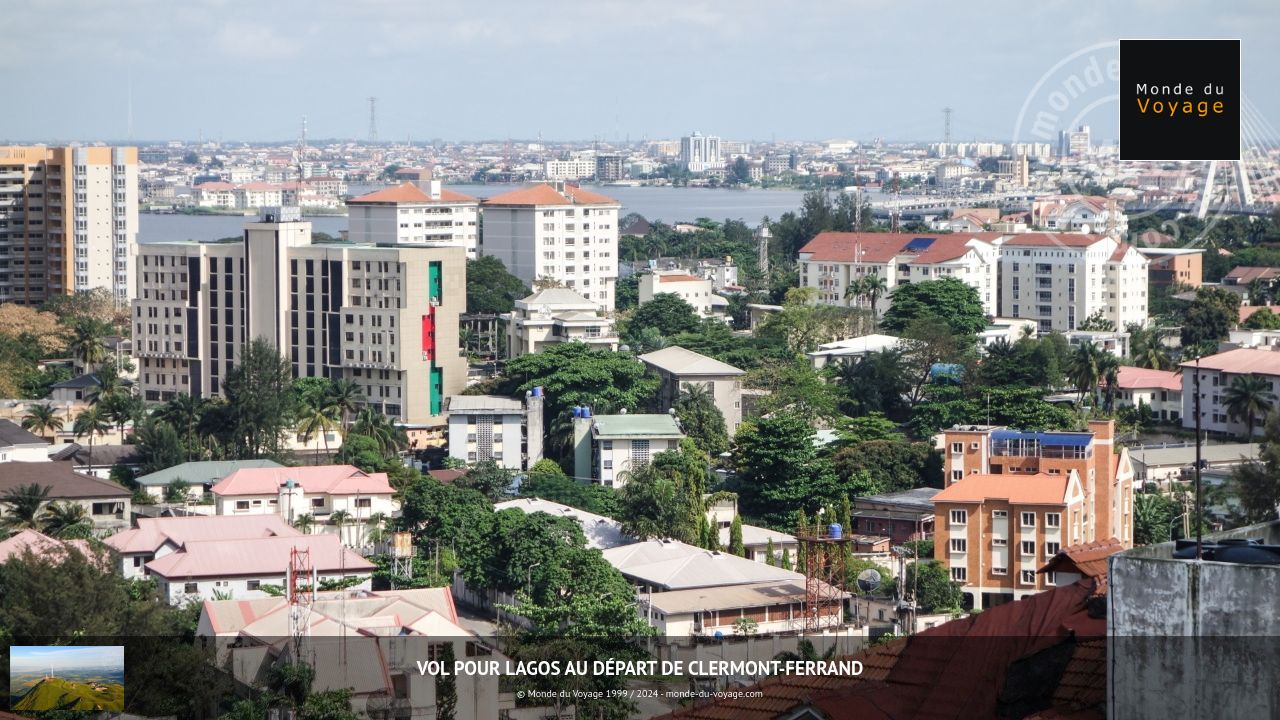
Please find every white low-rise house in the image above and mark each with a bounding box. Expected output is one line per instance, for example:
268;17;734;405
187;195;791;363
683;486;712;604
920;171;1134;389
210;464;397;544
494;497;633;550
1064;329;1130;358
639;346;745;434
571;411;685;488
1029;194;1128;236
638;270;728;320
445;393;544;470
1113;366;1182;421
504;288;619;359
717;523;799;564
197;588;513;720
105;515;302;580
133;459;283;501
806;334;903;369
1181;348;1280;438
0;462;131;534
1128;443;1259;490
0;420;51;463
978;318;1039;347
144;532;373;604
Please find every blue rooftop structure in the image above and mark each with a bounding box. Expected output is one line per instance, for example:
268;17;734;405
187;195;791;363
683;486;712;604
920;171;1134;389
990;429;1094;459
905;237;936;252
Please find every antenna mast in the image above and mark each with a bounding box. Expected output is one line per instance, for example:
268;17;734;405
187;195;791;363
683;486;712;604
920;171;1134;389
367;96;378;143
942;107;953;146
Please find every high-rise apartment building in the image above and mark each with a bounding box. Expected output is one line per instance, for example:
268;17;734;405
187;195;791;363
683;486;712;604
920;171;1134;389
480;183;620;311
679;132;724;172
933;420;1134;608
132;208;465;431
996;233;1147;332
346;181;479;258
0;146;137;305
1059;125;1091;157
595;154;624;182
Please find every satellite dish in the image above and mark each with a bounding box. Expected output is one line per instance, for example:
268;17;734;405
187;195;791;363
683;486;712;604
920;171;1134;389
857;568;882;593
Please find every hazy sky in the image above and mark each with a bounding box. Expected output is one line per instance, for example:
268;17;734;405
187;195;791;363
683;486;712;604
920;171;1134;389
10;646;124;671
2;0;1277;143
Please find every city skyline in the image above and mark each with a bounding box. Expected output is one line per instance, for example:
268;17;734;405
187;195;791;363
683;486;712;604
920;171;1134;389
3;0;1278;143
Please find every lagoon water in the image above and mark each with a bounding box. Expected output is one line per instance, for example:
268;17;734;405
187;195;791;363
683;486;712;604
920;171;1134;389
138;184;817;243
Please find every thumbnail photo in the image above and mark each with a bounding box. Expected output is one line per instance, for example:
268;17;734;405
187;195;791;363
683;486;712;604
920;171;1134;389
8;646;124;714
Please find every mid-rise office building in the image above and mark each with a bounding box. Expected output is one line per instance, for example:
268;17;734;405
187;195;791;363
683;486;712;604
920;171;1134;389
132;207;465;431
0;145;137;305
679;132;724;172
346;181;480;258
480;183;620;310
595;154;624;181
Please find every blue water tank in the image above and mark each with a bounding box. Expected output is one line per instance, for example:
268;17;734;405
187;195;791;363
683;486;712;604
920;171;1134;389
828;523;844;539
582;406;592;418
532;386;543;397
572;406;582;418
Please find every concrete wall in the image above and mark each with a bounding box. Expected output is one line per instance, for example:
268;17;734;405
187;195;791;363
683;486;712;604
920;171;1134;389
1109;522;1280;719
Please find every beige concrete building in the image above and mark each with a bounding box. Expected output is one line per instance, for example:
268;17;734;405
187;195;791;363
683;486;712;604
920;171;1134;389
572;411;684;487
638;345;745;434
503;287;618;358
996;233;1148;332
346;181;480;258
638;270;728;320
1180;348;1280;438
0;145;137;305
480;183;621;310
132;207;465;430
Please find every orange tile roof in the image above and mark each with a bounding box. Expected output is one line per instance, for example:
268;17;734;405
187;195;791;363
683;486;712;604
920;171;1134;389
348;182;476;204
932;472;1071;505
481;183;618;206
1180;347;1280;376
998;233;1107;248
1109;242;1137;262
658;273;704;283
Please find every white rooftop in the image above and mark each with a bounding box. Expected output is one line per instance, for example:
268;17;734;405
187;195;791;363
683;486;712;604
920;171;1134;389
807;334;902;359
494;497;633;549
638;345;744;377
602;539;803;590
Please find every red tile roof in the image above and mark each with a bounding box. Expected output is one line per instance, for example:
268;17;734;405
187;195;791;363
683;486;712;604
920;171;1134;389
481;183;618;206
212;464;394;497
348;182;476;204
1114;366;1181;392
932;472;1073;505
1109;243;1137;262
1038;537;1124;596
798;232;998;265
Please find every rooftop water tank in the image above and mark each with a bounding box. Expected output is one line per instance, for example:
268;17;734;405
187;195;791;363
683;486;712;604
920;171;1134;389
828;523;844;539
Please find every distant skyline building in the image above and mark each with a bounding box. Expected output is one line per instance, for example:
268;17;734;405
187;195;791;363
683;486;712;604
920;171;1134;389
132;208;466;431
1059;125;1091;157
679;132;724;172
0;145;137;305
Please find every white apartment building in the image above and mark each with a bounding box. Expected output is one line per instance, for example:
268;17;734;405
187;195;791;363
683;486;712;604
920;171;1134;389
0;146;137;305
347;181;480;258
797;232;1000;317
680;132;724;172
571;412;685;488
480;182;620;310
445;392;544;470
996;233;1148;333
638;270;727;319
1181;348;1280;438
132;207;466;430
504;287;619;359
544;157;597;181
1030;195;1127;236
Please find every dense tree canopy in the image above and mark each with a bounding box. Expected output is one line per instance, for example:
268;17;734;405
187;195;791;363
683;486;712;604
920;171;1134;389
625;293;701;342
731;412;842;528
880;278;988;336
466;256;529;314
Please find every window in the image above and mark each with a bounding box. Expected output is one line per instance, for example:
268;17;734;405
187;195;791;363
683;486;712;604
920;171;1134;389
132;556;143;568
992;510;1008;519
184;583;198;594
603;459;613;470
992;538;1007;546
950;469;963;482
949;509;967;525
992;566;1007;575
1021;512;1036;527
1045;513;1061;528
950;566;967;582
1021;570;1037;585
602;440;613;450
1021;540;1036;556
235;500;250;511
311;498;324;508
247;580;260;591
949;538;967;553
356;498;372;508
1045;541;1061;557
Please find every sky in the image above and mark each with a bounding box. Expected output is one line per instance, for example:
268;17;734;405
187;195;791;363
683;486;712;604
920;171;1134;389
10;646;124;672
1;0;1278;144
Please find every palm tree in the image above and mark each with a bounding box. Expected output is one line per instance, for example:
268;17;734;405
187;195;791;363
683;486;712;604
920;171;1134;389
861;273;888;323
1069;342;1107;406
1128;323;1174;371
21;404;63;441
293;513;315;535
325;379;364;436
352;407;407;455
72;405;110;471
1223;375;1275;438
68;319;109;373
1;483;51;534
98;391;141;441
296;401;340;461
843;276;866;309
329;510;351;545
155;393;203;460
86;362;122;405
39;501;92;539
1101;358;1121;412
365;512;389;547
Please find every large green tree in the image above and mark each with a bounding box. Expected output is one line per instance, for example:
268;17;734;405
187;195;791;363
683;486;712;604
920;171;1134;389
466;256;529;314
880;277;988;336
518;459;619;516
904;560;963;613
1230;412;1280;524
1179;286;1240;356
673;382;729;457
616;442;706;542
833;440;944;494
223;338;295;458
625;293;701;341
731;412;841;528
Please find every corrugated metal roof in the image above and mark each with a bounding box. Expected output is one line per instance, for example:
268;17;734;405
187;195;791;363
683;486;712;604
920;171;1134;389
591;414;684;439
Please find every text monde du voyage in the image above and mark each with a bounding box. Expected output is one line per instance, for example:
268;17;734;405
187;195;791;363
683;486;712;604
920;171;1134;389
1134;82;1228;118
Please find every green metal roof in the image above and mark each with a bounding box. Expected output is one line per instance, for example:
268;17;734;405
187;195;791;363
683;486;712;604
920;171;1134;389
590;414;684;439
134;459;284;487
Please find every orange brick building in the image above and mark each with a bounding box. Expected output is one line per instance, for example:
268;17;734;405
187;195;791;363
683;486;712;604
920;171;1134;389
932;420;1133;609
